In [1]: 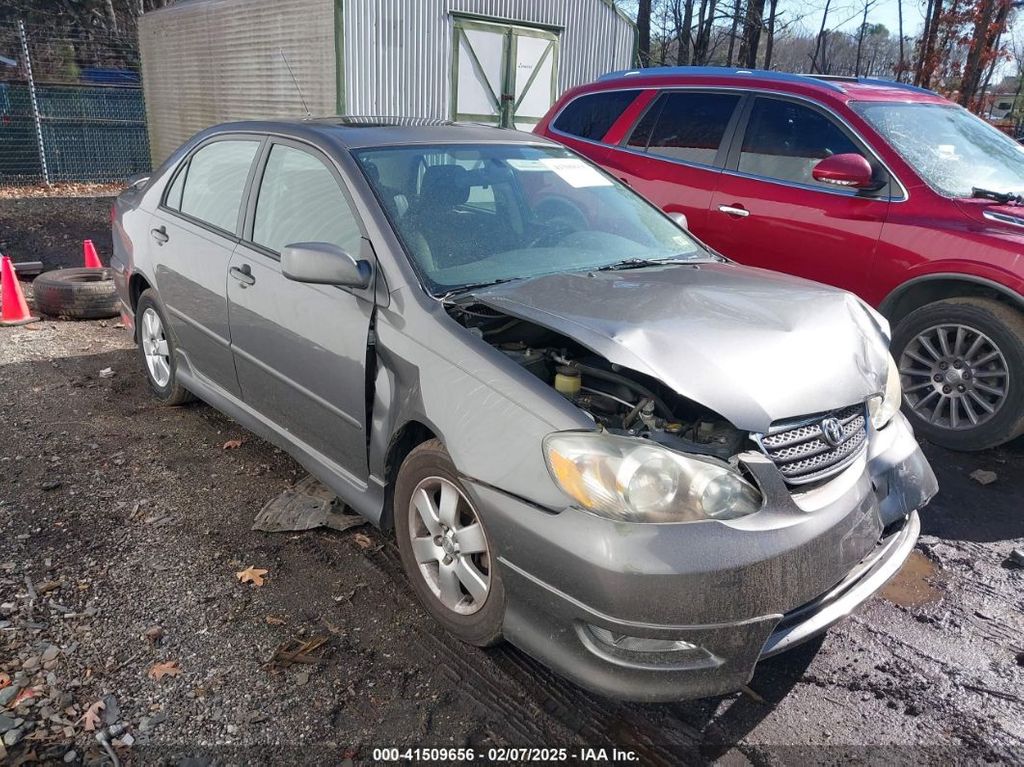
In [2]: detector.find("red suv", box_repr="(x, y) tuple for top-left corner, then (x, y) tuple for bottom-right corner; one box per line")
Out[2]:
(536, 68), (1024, 451)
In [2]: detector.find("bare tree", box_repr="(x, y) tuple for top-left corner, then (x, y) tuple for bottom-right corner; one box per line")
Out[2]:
(637, 0), (653, 66)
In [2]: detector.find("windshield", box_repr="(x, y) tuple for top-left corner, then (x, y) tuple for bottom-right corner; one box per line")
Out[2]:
(852, 101), (1024, 199)
(353, 143), (706, 294)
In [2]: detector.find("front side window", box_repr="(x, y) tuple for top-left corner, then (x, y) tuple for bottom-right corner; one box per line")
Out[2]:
(355, 144), (708, 294)
(738, 98), (863, 188)
(178, 139), (260, 232)
(552, 90), (640, 141)
(253, 144), (362, 255)
(627, 91), (741, 166)
(853, 100), (1024, 198)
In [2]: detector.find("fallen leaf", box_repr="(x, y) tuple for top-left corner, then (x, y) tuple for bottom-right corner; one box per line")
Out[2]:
(82, 699), (105, 731)
(236, 566), (268, 587)
(265, 615), (286, 625)
(352, 533), (373, 550)
(0, 672), (9, 689)
(12, 687), (37, 707)
(222, 439), (244, 450)
(148, 661), (181, 681)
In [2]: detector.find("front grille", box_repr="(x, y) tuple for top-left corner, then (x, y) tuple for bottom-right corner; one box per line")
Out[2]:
(759, 404), (867, 485)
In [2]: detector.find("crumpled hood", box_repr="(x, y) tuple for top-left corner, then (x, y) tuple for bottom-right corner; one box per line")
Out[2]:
(469, 263), (890, 433)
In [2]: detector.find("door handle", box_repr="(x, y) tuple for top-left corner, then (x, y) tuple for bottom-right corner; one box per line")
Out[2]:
(718, 205), (750, 218)
(150, 226), (169, 245)
(229, 264), (255, 287)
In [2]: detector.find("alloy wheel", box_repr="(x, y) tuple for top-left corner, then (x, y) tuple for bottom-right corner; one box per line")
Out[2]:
(899, 322), (1010, 430)
(140, 307), (172, 388)
(408, 476), (491, 615)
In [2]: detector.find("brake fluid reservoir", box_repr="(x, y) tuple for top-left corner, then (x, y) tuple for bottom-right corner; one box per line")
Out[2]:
(554, 366), (582, 399)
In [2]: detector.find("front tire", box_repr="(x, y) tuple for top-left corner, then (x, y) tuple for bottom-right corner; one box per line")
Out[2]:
(892, 297), (1024, 450)
(394, 439), (504, 647)
(135, 289), (194, 406)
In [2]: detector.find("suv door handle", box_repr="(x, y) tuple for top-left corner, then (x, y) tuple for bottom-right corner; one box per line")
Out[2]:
(229, 264), (255, 287)
(150, 226), (169, 245)
(718, 205), (750, 218)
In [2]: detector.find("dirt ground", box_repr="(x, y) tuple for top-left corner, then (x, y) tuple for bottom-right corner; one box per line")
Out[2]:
(1, 198), (1024, 765)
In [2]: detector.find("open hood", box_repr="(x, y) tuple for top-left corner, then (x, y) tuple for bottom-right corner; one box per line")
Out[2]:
(467, 263), (890, 433)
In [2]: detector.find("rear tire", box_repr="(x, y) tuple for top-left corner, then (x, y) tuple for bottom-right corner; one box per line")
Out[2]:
(394, 439), (504, 647)
(135, 289), (194, 406)
(892, 297), (1024, 450)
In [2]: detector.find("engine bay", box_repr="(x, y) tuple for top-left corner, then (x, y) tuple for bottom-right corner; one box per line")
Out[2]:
(448, 302), (749, 459)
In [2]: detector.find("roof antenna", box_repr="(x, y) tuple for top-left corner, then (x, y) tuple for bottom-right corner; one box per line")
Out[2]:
(279, 50), (312, 119)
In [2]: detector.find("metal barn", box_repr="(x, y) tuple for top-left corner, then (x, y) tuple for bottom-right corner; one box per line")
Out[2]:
(138, 0), (636, 164)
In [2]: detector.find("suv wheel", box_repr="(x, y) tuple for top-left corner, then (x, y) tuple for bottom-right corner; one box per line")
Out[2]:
(135, 289), (194, 406)
(394, 439), (504, 646)
(892, 297), (1024, 450)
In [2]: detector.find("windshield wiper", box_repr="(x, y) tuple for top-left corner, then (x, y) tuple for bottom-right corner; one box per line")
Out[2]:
(594, 256), (701, 272)
(439, 278), (517, 301)
(971, 187), (1024, 205)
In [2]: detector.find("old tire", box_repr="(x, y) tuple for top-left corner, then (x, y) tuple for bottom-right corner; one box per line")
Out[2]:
(394, 439), (504, 647)
(135, 289), (194, 406)
(892, 297), (1024, 451)
(32, 267), (119, 320)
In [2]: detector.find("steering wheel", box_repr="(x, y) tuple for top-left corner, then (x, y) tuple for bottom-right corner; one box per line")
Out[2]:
(527, 197), (589, 248)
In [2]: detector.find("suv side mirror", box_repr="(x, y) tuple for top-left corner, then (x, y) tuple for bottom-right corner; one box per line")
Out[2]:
(811, 153), (876, 190)
(281, 242), (371, 289)
(668, 211), (689, 230)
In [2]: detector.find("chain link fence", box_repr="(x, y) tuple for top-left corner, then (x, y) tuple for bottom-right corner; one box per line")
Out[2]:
(0, 20), (150, 186)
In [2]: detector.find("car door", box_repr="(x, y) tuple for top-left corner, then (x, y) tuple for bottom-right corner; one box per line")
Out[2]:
(705, 95), (894, 294)
(594, 90), (744, 233)
(150, 135), (263, 398)
(226, 138), (374, 481)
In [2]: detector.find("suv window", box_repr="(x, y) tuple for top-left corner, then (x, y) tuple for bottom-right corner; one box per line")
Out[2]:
(253, 144), (362, 255)
(552, 90), (640, 141)
(177, 139), (260, 232)
(627, 92), (740, 166)
(738, 98), (864, 188)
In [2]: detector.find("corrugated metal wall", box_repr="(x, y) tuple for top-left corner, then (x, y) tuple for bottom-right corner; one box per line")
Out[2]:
(139, 0), (337, 164)
(139, 0), (634, 163)
(342, 0), (635, 117)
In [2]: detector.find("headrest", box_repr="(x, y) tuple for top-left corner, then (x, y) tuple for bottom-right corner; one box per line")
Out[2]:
(419, 164), (470, 209)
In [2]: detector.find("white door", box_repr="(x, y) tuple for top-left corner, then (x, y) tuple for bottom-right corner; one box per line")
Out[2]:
(452, 18), (558, 129)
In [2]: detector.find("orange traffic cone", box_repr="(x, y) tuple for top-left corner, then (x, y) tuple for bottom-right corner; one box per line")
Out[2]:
(0, 255), (39, 326)
(83, 239), (103, 269)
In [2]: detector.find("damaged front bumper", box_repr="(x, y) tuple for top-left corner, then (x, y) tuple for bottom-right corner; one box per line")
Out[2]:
(466, 413), (937, 702)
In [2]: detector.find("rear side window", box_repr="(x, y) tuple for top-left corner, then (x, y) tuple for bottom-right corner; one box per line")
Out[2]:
(552, 90), (640, 141)
(738, 98), (863, 187)
(178, 139), (260, 232)
(627, 92), (740, 166)
(253, 144), (363, 255)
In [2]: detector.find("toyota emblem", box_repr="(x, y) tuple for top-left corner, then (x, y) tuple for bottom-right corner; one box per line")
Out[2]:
(820, 417), (844, 447)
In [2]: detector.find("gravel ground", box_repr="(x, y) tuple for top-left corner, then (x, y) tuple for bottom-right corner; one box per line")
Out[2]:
(1, 198), (1023, 765)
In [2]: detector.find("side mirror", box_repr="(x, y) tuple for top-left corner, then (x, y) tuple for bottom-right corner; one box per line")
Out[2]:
(811, 153), (876, 189)
(281, 242), (371, 289)
(668, 211), (689, 230)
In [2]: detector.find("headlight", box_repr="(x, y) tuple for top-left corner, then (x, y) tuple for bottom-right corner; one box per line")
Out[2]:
(868, 353), (902, 429)
(543, 432), (762, 523)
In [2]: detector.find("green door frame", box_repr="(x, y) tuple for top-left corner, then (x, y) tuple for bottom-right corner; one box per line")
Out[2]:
(451, 16), (559, 128)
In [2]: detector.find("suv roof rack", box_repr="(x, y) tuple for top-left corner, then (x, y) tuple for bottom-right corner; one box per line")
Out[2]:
(598, 67), (846, 92)
(599, 67), (938, 96)
(808, 74), (936, 95)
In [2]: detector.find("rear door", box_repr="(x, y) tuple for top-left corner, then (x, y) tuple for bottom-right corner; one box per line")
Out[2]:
(589, 90), (744, 232)
(150, 135), (262, 397)
(452, 17), (558, 129)
(227, 138), (374, 481)
(705, 95), (893, 294)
